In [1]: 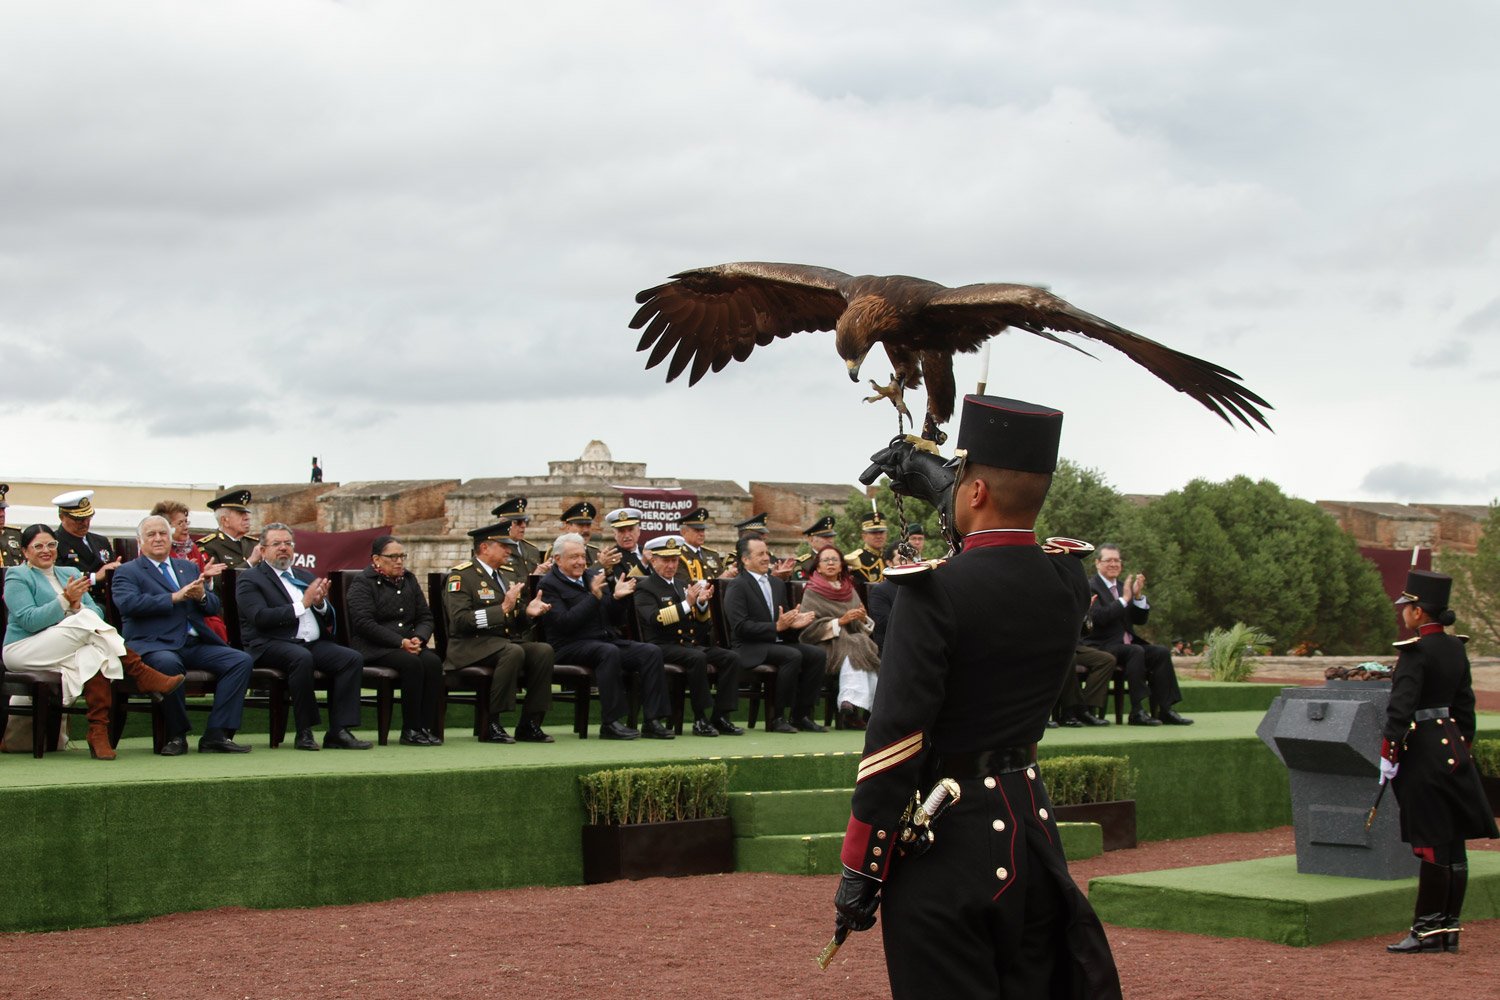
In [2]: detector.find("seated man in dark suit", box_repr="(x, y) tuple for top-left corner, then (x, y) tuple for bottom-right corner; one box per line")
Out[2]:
(722, 536), (826, 733)
(236, 522), (372, 750)
(1080, 543), (1190, 726)
(633, 535), (743, 737)
(538, 532), (673, 741)
(111, 514), (254, 755)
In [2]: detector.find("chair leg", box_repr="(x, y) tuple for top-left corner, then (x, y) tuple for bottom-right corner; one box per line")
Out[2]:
(747, 681), (761, 730)
(377, 682), (393, 746)
(473, 678), (491, 739)
(435, 686), (448, 742)
(575, 679), (590, 739)
(34, 687), (51, 758)
(270, 680), (289, 749)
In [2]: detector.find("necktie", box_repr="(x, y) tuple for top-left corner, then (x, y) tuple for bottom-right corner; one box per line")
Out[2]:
(282, 570), (308, 591)
(758, 574), (775, 618)
(158, 560), (179, 589)
(1111, 581), (1132, 643)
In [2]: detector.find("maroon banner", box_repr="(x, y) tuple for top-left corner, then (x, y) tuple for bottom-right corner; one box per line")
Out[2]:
(286, 526), (393, 574)
(1360, 545), (1432, 639)
(613, 487), (698, 543)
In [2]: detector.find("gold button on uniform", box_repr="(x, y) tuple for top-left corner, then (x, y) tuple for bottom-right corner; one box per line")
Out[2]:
(1025, 767), (1036, 780)
(1441, 738), (1449, 745)
(984, 777), (996, 789)
(869, 863), (879, 874)
(876, 830), (887, 840)
(1448, 758), (1456, 765)
(992, 819), (1005, 832)
(995, 867), (1008, 880)
(873, 847), (882, 857)
(1038, 808), (1049, 821)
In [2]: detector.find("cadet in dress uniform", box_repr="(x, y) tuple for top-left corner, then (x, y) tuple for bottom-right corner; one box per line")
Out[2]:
(493, 496), (546, 576)
(845, 511), (887, 584)
(633, 535), (745, 736)
(1380, 569), (1498, 953)
(52, 491), (121, 597)
(441, 522), (555, 744)
(0, 485), (25, 567)
(197, 490), (261, 569)
(792, 515), (839, 581)
(835, 395), (1121, 1000)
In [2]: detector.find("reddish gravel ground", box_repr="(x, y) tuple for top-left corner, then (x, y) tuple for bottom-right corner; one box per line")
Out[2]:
(3, 827), (1496, 999)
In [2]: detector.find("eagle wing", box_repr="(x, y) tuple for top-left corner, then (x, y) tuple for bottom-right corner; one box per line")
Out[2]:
(916, 283), (1273, 430)
(631, 262), (854, 385)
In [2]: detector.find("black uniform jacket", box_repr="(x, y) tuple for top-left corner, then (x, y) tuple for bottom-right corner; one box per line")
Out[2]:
(634, 571), (713, 646)
(1383, 624), (1498, 846)
(54, 528), (114, 576)
(842, 537), (1119, 997)
(345, 566), (435, 660)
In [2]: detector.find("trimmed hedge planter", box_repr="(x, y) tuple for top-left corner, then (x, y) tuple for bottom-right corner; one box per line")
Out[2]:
(1476, 740), (1500, 816)
(1045, 754), (1137, 851)
(579, 762), (733, 884)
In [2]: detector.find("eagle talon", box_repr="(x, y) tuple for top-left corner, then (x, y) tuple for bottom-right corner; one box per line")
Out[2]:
(865, 376), (912, 422)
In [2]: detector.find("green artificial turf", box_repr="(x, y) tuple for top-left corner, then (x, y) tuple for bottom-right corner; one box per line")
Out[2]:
(1177, 679), (1290, 714)
(1089, 852), (1500, 946)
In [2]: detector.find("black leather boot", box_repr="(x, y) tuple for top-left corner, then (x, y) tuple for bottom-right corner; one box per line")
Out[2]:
(1441, 861), (1467, 952)
(1387, 861), (1449, 954)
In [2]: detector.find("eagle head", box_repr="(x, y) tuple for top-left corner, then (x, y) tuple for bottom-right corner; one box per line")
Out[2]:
(837, 294), (899, 381)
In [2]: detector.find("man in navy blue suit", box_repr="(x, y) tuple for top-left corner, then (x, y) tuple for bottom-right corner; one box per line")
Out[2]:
(111, 515), (254, 755)
(236, 523), (371, 751)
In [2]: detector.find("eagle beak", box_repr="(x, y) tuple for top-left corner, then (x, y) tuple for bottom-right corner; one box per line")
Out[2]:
(846, 356), (863, 382)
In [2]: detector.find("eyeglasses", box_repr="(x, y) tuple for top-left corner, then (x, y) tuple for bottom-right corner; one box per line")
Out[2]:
(378, 552), (408, 561)
(29, 542), (59, 552)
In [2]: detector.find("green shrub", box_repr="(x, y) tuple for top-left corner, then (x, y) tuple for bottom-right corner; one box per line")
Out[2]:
(1474, 739), (1500, 778)
(578, 763), (730, 825)
(1042, 755), (1135, 805)
(1202, 622), (1273, 681)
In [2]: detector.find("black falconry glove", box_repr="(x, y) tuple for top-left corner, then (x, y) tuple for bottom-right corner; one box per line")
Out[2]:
(834, 866), (883, 932)
(860, 435), (959, 548)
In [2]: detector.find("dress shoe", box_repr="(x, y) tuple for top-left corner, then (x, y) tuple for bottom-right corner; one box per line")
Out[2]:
(1127, 709), (1163, 727)
(599, 720), (640, 740)
(768, 716), (799, 734)
(691, 718), (720, 737)
(642, 719), (676, 740)
(482, 722), (517, 745)
(1071, 707), (1110, 727)
(294, 728), (321, 751)
(399, 728), (432, 746)
(515, 720), (554, 743)
(198, 734), (252, 753)
(323, 728), (373, 750)
(159, 735), (188, 757)
(1046, 719), (1061, 729)
(1060, 715), (1084, 728)
(711, 715), (745, 735)
(838, 701), (867, 731)
(1157, 709), (1194, 726)
(794, 716), (827, 733)
(420, 728), (444, 746)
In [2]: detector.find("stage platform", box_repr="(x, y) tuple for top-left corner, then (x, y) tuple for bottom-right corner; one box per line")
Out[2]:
(4, 700), (1493, 934)
(1090, 852), (1500, 946)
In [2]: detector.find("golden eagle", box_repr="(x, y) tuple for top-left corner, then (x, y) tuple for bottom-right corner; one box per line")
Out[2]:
(631, 262), (1271, 440)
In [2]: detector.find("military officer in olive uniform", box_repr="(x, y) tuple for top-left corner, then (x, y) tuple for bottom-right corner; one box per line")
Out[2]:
(792, 515), (839, 581)
(493, 497), (548, 576)
(835, 395), (1121, 999)
(676, 506), (736, 583)
(441, 522), (555, 744)
(633, 536), (745, 736)
(846, 511), (887, 584)
(0, 484), (26, 567)
(197, 490), (261, 569)
(52, 490), (121, 598)
(727, 512), (795, 578)
(564, 500), (622, 574)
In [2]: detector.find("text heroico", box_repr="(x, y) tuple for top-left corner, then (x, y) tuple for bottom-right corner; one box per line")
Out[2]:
(632, 261), (1273, 442)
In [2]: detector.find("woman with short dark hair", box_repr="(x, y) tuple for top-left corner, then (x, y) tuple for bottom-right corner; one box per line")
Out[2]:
(345, 535), (443, 745)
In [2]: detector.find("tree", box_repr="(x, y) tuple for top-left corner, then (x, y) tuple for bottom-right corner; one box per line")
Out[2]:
(1034, 459), (1132, 545)
(1118, 477), (1396, 654)
(1439, 502), (1500, 655)
(833, 481), (942, 556)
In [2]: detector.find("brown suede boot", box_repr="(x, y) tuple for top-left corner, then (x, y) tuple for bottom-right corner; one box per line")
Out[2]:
(83, 674), (116, 760)
(122, 650), (185, 696)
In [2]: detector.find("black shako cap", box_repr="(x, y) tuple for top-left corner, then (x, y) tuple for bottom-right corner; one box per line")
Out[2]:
(1395, 569), (1451, 610)
(955, 395), (1063, 473)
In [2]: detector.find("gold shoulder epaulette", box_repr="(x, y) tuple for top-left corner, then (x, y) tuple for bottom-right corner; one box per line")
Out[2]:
(1392, 636), (1419, 647)
(452, 561), (473, 571)
(885, 559), (947, 585)
(200, 531), (222, 543)
(1042, 536), (1094, 559)
(844, 551), (860, 565)
(1458, 635), (1470, 645)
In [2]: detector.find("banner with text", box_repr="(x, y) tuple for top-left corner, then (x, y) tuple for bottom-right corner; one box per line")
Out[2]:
(284, 526), (394, 574)
(612, 487), (698, 543)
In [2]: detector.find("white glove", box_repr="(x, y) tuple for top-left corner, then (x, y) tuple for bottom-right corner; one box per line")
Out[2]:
(1379, 758), (1399, 784)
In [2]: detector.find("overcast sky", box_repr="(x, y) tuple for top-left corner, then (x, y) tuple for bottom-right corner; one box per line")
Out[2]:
(3, 1), (1497, 507)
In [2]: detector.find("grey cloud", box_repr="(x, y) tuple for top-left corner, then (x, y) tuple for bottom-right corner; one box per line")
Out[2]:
(1459, 297), (1500, 334)
(1413, 341), (1472, 369)
(1360, 463), (1500, 502)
